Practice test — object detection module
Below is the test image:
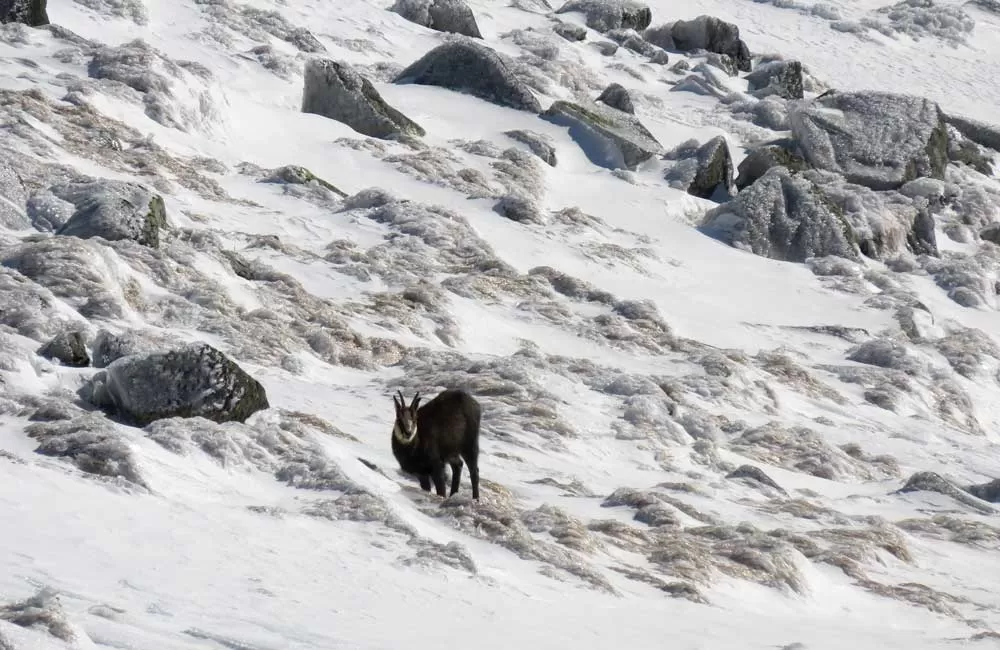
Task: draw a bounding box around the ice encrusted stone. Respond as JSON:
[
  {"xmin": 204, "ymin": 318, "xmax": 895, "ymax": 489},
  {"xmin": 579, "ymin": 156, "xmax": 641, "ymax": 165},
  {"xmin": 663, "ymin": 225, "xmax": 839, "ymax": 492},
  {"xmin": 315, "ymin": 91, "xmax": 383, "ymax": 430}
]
[
  {"xmin": 789, "ymin": 90, "xmax": 948, "ymax": 191},
  {"xmin": 542, "ymin": 99, "xmax": 661, "ymax": 170},
  {"xmin": 554, "ymin": 0, "xmax": 652, "ymax": 32},
  {"xmin": 53, "ymin": 180, "xmax": 167, "ymax": 248},
  {"xmin": 700, "ymin": 166, "xmax": 856, "ymax": 262},
  {"xmin": 394, "ymin": 39, "xmax": 542, "ymax": 113},
  {"xmin": 302, "ymin": 59, "xmax": 425, "ymax": 140},
  {"xmin": 0, "ymin": 0, "xmax": 48, "ymax": 27},
  {"xmin": 389, "ymin": 0, "xmax": 483, "ymax": 38},
  {"xmin": 80, "ymin": 342, "xmax": 270, "ymax": 426}
]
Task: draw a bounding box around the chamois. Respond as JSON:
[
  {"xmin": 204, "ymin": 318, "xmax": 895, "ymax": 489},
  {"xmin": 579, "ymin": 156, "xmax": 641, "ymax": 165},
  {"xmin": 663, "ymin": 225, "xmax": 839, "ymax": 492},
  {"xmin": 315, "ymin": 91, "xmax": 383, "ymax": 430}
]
[{"xmin": 391, "ymin": 388, "xmax": 481, "ymax": 500}]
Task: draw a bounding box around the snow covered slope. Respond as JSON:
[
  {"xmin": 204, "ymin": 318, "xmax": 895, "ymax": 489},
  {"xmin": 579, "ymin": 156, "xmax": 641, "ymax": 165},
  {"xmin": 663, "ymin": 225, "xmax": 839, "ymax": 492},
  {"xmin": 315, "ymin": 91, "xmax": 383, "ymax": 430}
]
[{"xmin": 3, "ymin": 0, "xmax": 1000, "ymax": 648}]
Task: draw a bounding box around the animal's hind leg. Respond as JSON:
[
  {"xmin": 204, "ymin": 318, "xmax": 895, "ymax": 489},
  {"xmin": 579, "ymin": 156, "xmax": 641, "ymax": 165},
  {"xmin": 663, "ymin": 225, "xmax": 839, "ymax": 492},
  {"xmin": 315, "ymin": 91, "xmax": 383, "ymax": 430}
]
[
  {"xmin": 449, "ymin": 459, "xmax": 464, "ymax": 496},
  {"xmin": 463, "ymin": 449, "xmax": 480, "ymax": 501},
  {"xmin": 418, "ymin": 475, "xmax": 432, "ymax": 492}
]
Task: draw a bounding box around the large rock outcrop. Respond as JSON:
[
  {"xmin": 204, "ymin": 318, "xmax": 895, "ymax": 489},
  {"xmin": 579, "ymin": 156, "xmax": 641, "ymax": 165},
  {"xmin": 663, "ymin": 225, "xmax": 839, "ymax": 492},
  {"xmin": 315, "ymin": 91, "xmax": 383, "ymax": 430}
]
[
  {"xmin": 788, "ymin": 91, "xmax": 949, "ymax": 191},
  {"xmin": 80, "ymin": 343, "xmax": 270, "ymax": 426},
  {"xmin": 700, "ymin": 166, "xmax": 857, "ymax": 263},
  {"xmin": 648, "ymin": 16, "xmax": 751, "ymax": 72},
  {"xmin": 53, "ymin": 180, "xmax": 167, "ymax": 248},
  {"xmin": 389, "ymin": 0, "xmax": 483, "ymax": 38},
  {"xmin": 0, "ymin": 0, "xmax": 48, "ymax": 26},
  {"xmin": 542, "ymin": 100, "xmax": 661, "ymax": 170},
  {"xmin": 302, "ymin": 59, "xmax": 425, "ymax": 140},
  {"xmin": 394, "ymin": 40, "xmax": 541, "ymax": 112},
  {"xmin": 554, "ymin": 0, "xmax": 652, "ymax": 32}
]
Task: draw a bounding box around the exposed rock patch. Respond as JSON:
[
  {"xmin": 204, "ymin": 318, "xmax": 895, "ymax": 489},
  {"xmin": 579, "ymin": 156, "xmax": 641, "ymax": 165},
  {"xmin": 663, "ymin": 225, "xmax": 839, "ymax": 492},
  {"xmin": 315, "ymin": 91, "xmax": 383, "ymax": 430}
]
[
  {"xmin": 302, "ymin": 59, "xmax": 425, "ymax": 140},
  {"xmin": 80, "ymin": 343, "xmax": 270, "ymax": 426},
  {"xmin": 395, "ymin": 40, "xmax": 542, "ymax": 113},
  {"xmin": 789, "ymin": 91, "xmax": 948, "ymax": 190},
  {"xmin": 542, "ymin": 99, "xmax": 661, "ymax": 170},
  {"xmin": 389, "ymin": 0, "xmax": 483, "ymax": 38}
]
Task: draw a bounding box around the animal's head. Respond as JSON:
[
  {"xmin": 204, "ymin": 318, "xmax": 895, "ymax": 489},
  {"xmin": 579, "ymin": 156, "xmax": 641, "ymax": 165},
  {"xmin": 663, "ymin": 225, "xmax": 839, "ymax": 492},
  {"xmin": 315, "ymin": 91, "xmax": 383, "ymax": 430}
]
[{"xmin": 392, "ymin": 389, "xmax": 422, "ymax": 445}]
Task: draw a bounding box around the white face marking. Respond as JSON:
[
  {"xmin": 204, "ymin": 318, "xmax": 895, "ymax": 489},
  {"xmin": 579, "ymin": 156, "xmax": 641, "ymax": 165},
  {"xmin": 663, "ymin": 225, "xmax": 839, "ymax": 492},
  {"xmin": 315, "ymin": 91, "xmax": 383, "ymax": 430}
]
[{"xmin": 393, "ymin": 420, "xmax": 418, "ymax": 445}]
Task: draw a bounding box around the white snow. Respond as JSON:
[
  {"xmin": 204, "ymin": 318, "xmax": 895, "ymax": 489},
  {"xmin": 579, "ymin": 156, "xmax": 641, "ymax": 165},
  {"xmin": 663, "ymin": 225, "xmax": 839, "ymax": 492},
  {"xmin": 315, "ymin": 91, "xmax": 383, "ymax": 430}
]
[{"xmin": 3, "ymin": 0, "xmax": 1000, "ymax": 648}]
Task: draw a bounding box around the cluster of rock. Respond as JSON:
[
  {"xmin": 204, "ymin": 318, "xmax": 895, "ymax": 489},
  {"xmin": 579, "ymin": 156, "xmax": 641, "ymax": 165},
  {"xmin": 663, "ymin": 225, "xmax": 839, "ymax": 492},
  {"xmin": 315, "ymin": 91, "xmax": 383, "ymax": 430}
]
[{"xmin": 297, "ymin": 0, "xmax": 767, "ymax": 178}]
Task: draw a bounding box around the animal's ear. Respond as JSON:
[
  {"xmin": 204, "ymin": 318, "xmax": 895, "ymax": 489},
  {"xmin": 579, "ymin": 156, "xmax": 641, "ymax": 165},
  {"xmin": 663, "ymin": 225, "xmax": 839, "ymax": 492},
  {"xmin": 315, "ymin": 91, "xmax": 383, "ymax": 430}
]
[{"xmin": 411, "ymin": 392, "xmax": 421, "ymax": 411}]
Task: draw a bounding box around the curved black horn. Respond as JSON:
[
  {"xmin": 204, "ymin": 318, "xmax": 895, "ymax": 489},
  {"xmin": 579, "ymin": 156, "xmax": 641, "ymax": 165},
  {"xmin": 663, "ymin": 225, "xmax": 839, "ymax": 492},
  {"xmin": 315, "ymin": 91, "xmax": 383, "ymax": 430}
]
[{"xmin": 410, "ymin": 391, "xmax": 421, "ymax": 409}]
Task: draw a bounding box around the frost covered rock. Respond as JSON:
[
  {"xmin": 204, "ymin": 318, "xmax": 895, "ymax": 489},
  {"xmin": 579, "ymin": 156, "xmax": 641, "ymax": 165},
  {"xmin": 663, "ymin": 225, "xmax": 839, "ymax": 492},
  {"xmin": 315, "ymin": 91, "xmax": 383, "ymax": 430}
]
[
  {"xmin": 897, "ymin": 471, "xmax": 996, "ymax": 514},
  {"xmin": 26, "ymin": 414, "xmax": 147, "ymax": 488},
  {"xmin": 389, "ymin": 0, "xmax": 483, "ymax": 38},
  {"xmin": 494, "ymin": 194, "xmax": 544, "ymax": 223},
  {"xmin": 26, "ymin": 190, "xmax": 75, "ymax": 233},
  {"xmin": 0, "ymin": 0, "xmax": 48, "ymax": 27},
  {"xmin": 788, "ymin": 91, "xmax": 949, "ymax": 190},
  {"xmin": 505, "ymin": 129, "xmax": 557, "ymax": 166},
  {"xmin": 52, "ymin": 180, "xmax": 167, "ymax": 248},
  {"xmin": 943, "ymin": 112, "xmax": 1000, "ymax": 152},
  {"xmin": 262, "ymin": 165, "xmax": 348, "ymax": 197},
  {"xmin": 80, "ymin": 343, "xmax": 270, "ymax": 426},
  {"xmin": 395, "ymin": 40, "xmax": 541, "ymax": 112},
  {"xmin": 745, "ymin": 60, "xmax": 803, "ymax": 100},
  {"xmin": 554, "ymin": 0, "xmax": 652, "ymax": 32},
  {"xmin": 542, "ymin": 99, "xmax": 662, "ymax": 170},
  {"xmin": 662, "ymin": 16, "xmax": 751, "ymax": 72},
  {"xmin": 700, "ymin": 166, "xmax": 856, "ymax": 262},
  {"xmin": 302, "ymin": 59, "xmax": 425, "ymax": 140},
  {"xmin": 91, "ymin": 328, "xmax": 174, "ymax": 368},
  {"xmin": 605, "ymin": 27, "xmax": 657, "ymax": 55},
  {"xmin": 553, "ymin": 21, "xmax": 587, "ymax": 41},
  {"xmin": 37, "ymin": 331, "xmax": 89, "ymax": 367},
  {"xmin": 663, "ymin": 136, "xmax": 734, "ymax": 199},
  {"xmin": 734, "ymin": 141, "xmax": 808, "ymax": 190},
  {"xmin": 0, "ymin": 159, "xmax": 29, "ymax": 230},
  {"xmin": 596, "ymin": 82, "xmax": 634, "ymax": 114}
]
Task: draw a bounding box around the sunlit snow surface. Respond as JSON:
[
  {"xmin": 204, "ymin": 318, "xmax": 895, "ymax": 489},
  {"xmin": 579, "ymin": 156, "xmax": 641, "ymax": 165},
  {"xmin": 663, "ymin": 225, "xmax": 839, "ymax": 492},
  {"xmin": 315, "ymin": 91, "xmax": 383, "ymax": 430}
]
[{"xmin": 3, "ymin": 0, "xmax": 1000, "ymax": 648}]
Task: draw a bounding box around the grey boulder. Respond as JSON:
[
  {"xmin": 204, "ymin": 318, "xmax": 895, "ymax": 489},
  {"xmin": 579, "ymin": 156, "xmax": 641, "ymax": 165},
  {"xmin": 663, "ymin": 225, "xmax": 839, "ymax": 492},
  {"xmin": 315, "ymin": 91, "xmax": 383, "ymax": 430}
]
[
  {"xmin": 53, "ymin": 180, "xmax": 167, "ymax": 248},
  {"xmin": 505, "ymin": 129, "xmax": 558, "ymax": 166},
  {"xmin": 745, "ymin": 60, "xmax": 803, "ymax": 100},
  {"xmin": 735, "ymin": 140, "xmax": 809, "ymax": 190},
  {"xmin": 660, "ymin": 16, "xmax": 751, "ymax": 72},
  {"xmin": 302, "ymin": 58, "xmax": 425, "ymax": 140},
  {"xmin": 394, "ymin": 39, "xmax": 541, "ymax": 112},
  {"xmin": 700, "ymin": 166, "xmax": 856, "ymax": 263},
  {"xmin": 542, "ymin": 99, "xmax": 661, "ymax": 170},
  {"xmin": 597, "ymin": 82, "xmax": 635, "ymax": 114},
  {"xmin": 80, "ymin": 342, "xmax": 270, "ymax": 426},
  {"xmin": 789, "ymin": 91, "xmax": 949, "ymax": 191},
  {"xmin": 943, "ymin": 112, "xmax": 1000, "ymax": 152},
  {"xmin": 0, "ymin": 0, "xmax": 48, "ymax": 26},
  {"xmin": 554, "ymin": 0, "xmax": 652, "ymax": 32},
  {"xmin": 389, "ymin": 0, "xmax": 483, "ymax": 39},
  {"xmin": 663, "ymin": 136, "xmax": 734, "ymax": 199},
  {"xmin": 91, "ymin": 328, "xmax": 174, "ymax": 368},
  {"xmin": 37, "ymin": 331, "xmax": 90, "ymax": 367}
]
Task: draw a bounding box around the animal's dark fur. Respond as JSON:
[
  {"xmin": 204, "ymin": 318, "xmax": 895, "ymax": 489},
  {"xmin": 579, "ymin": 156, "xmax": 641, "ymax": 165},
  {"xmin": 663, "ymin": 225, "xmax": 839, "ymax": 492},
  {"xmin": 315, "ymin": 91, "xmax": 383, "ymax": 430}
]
[{"xmin": 391, "ymin": 388, "xmax": 481, "ymax": 500}]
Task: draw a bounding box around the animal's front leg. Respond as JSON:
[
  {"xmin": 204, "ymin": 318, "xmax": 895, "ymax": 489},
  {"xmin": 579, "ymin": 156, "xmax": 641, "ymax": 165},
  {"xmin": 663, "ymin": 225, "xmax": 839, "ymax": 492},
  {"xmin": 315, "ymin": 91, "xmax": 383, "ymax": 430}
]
[
  {"xmin": 418, "ymin": 474, "xmax": 432, "ymax": 492},
  {"xmin": 431, "ymin": 464, "xmax": 448, "ymax": 497}
]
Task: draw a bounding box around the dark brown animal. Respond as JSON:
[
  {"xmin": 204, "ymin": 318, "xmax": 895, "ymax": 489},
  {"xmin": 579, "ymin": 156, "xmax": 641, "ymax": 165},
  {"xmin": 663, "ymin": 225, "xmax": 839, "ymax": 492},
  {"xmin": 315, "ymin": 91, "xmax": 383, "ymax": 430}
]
[{"xmin": 391, "ymin": 388, "xmax": 481, "ymax": 500}]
